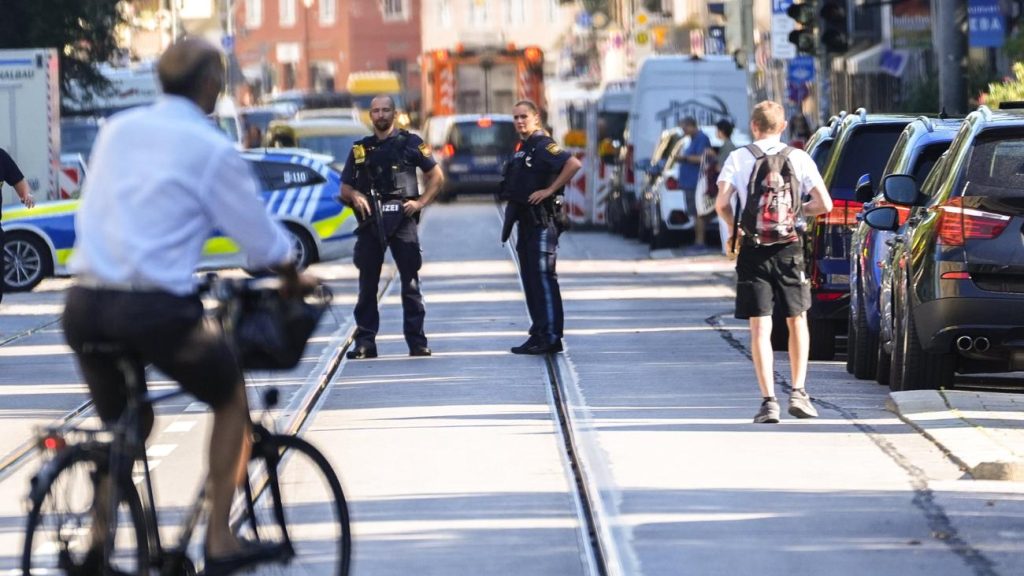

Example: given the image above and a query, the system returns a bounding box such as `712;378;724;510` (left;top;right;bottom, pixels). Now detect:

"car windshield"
297;134;364;163
61;121;101;158
352;94;406;109
832;125;905;190
449;121;517;154
242;111;286;135
963;129;1024;196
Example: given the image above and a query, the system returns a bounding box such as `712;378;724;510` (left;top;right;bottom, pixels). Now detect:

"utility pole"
934;0;968;114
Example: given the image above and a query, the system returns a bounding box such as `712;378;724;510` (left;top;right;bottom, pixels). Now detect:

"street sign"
221;35;234;52
787;55;815;84
968;0;1005;48
771;0;797;60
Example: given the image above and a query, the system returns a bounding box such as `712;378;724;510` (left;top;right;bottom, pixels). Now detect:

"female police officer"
503;100;581;355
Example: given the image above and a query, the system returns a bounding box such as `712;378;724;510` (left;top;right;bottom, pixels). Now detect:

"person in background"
788;113;812;150
676;117;712;248
711;119;737;252
0;147;36;303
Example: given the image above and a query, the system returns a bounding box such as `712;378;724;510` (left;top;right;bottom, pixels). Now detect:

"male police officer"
340;95;443;359
503;99;582;355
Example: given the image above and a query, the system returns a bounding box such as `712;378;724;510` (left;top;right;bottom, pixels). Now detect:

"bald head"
158;37;225;113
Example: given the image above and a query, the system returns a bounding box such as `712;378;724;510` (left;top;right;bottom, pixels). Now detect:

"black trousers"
352;216;427;349
0;225;4;304
516;220;563;343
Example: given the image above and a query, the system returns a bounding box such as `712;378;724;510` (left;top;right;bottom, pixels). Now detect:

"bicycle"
22;274;351;576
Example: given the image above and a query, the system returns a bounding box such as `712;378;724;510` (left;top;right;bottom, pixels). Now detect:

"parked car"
266;118;371;165
864;106;1024;390
436;114;518;200
803;108;915;359
616;126;683;238
847;116;958;382
1;150;356;292
60;117;103;161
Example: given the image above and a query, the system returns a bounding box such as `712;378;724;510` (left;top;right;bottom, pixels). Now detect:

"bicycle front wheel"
23;444;149;575
236;431;351;576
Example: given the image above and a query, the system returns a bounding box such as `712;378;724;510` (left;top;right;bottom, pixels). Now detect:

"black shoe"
517;339;563;355
409;346;432;357
346;344;377;360
511;336;540;354
203;541;289;576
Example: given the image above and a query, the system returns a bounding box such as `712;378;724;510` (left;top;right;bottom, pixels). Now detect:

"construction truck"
0;49;61;204
421;44;545;118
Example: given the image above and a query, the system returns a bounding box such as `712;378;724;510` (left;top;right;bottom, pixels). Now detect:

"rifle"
366;185;388;248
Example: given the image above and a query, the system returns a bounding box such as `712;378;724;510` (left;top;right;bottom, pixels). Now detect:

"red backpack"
739;144;803;246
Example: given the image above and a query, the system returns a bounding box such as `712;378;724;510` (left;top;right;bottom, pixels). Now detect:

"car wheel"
899;283;955;390
285;224;317;270
852;290;879;380
3;232;53;292
808;318;837;360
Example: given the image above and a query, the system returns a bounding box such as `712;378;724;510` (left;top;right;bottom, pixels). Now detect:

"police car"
1;149;356;292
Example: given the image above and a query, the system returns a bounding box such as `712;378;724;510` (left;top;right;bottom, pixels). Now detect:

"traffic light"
786;1;817;55
820;0;849;53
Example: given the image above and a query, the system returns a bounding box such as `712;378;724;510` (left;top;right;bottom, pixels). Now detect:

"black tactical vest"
355;130;420;199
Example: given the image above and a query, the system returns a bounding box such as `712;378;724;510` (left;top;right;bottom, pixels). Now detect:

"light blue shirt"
70;96;292;295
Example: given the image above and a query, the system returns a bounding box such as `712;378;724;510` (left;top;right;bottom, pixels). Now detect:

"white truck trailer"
0;49;60;204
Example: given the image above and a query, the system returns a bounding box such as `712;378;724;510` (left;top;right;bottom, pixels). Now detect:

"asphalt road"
0;199;1022;575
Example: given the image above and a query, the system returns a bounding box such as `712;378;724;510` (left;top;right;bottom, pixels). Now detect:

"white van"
615;55;749;235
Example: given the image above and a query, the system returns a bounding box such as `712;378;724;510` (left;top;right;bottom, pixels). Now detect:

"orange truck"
421;44;545;118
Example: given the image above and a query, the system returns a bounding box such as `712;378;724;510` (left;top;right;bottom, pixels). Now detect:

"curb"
887;390;1024;481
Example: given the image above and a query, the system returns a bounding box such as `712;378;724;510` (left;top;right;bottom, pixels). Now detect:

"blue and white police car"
1;149;356;292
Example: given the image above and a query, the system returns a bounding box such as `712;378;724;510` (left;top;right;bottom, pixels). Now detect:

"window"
319;0;336;24
245;0;262;28
911;142;951;186
469;0;488;25
438;0;451;26
504;0;524;24
833;125;905;191
382;0;408;21
964;129;1024;196
280;0;296;27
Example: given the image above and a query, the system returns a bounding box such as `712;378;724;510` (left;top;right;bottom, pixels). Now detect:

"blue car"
847;117;958;382
1;149;356;292
436;114;518;200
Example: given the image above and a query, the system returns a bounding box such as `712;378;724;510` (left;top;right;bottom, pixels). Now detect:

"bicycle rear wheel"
23;444;149;575
235;431;351;576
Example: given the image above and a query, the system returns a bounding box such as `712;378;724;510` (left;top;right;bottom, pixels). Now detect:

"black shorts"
734;241;810;319
62;286;242;431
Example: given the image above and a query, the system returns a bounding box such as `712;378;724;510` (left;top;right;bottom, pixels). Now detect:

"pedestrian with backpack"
714;101;833;424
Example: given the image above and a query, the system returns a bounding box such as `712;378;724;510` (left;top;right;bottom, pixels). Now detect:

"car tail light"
935;196;1011;246
814;290;844;302
820;199;863;227
625;145;635;185
665;177;679;190
941;271;971;280
477;117;493;128
443;144;455;158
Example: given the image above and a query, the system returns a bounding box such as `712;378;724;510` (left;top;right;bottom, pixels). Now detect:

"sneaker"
753;398;780;424
788;389;818;419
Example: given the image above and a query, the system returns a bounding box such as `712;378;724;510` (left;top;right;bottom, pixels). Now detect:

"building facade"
233;0;422;106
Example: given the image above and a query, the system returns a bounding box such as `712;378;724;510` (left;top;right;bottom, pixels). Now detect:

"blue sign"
575;11;592;28
879;49;908;77
221;35;235;51
968;0;1005;48
773;0;793;14
787;56;815;84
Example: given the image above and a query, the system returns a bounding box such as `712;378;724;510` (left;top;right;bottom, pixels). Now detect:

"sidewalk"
889;390;1024;481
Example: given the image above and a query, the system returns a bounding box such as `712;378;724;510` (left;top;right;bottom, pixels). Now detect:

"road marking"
164;420;198;433
147;444;177;458
184;402;208;413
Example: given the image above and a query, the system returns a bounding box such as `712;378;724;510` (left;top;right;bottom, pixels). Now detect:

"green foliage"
985;62;1024;109
0;0;129;105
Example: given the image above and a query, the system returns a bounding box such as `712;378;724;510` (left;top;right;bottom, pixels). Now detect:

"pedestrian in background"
714;100;833;424
339;94;444;360
676;117;712;248
0;147;36;303
711;119;736;251
788;113;812;149
503;99;581;355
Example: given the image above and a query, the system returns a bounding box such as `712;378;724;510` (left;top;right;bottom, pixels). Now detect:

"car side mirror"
863;206;900;231
854;173;873;203
882;173;918;206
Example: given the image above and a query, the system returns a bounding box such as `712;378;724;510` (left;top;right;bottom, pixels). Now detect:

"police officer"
0;146;35;302
503;100;582;355
340;95;444;359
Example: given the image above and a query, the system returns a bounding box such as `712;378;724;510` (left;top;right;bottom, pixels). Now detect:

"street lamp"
303;0;315;91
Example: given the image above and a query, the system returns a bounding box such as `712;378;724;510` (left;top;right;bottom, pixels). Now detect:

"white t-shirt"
716;136;827;212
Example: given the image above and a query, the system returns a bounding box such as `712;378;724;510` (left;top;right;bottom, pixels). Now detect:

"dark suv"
437;114;518;200
847;116;958;382
865;106;1024;390
805;109;915;359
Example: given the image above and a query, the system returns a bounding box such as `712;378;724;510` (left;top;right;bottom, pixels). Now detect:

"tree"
984;62;1024;110
0;0;130;106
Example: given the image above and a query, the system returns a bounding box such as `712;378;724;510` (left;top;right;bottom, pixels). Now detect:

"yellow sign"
635;31;650;45
635;12;649;27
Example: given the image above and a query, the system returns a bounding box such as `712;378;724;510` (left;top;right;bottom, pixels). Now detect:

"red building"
232;0;422;107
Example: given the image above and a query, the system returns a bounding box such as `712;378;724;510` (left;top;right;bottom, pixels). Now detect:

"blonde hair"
750;101;786;135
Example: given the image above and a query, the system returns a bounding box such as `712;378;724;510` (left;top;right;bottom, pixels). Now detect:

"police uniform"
340;129;437;353
504;130;571;349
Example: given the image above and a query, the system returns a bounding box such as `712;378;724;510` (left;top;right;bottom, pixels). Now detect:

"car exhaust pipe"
974;337;991;353
956;335;974;352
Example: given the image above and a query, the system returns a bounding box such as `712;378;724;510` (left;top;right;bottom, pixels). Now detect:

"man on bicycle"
62;37;313;574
